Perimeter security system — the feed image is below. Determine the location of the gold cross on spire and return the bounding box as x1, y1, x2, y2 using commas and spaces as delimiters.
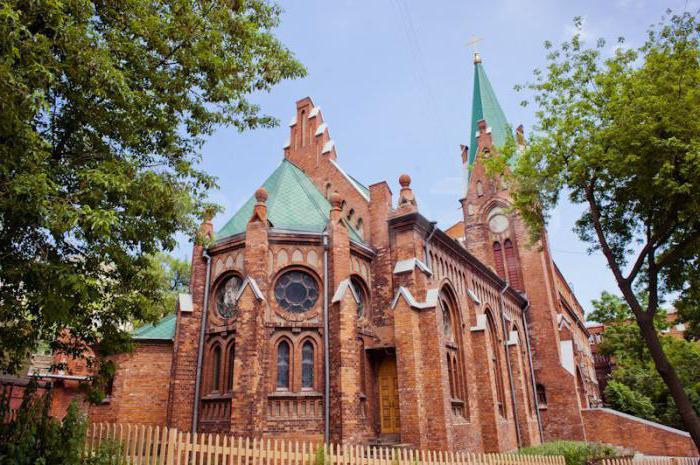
467, 35, 483, 64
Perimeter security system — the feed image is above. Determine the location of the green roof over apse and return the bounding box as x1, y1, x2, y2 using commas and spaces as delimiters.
132, 313, 176, 341
216, 159, 366, 243
468, 60, 510, 181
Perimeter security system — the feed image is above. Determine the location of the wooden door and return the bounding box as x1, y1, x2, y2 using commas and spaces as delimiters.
378, 356, 401, 434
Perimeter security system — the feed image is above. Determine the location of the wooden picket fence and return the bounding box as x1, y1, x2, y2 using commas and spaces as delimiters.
603, 459, 700, 465
84, 423, 565, 465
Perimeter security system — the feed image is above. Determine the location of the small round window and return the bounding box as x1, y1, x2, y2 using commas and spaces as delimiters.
274, 270, 319, 313
216, 275, 242, 318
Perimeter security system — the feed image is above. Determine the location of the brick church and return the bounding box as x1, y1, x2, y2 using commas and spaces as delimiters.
78, 53, 608, 452
28, 54, 682, 456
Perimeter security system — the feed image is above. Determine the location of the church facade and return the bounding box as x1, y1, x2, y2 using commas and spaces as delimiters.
87, 56, 605, 453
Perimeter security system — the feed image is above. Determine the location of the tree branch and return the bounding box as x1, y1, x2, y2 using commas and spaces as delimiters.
584, 180, 644, 315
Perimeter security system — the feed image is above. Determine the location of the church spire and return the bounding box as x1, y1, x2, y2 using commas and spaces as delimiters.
466, 55, 509, 188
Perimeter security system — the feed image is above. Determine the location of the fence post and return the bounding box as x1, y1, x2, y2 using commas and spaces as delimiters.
165, 427, 178, 465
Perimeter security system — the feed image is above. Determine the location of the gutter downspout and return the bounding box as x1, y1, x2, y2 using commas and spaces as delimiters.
521, 302, 545, 441
192, 249, 212, 432
322, 230, 330, 444
423, 221, 437, 269
499, 284, 522, 447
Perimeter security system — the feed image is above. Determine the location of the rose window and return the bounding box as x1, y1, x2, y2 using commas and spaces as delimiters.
274, 270, 319, 313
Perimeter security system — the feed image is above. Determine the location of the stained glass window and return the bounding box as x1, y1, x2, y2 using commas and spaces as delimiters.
216, 275, 242, 318
274, 270, 319, 313
212, 346, 221, 392
277, 341, 290, 389
351, 276, 367, 319
301, 341, 314, 389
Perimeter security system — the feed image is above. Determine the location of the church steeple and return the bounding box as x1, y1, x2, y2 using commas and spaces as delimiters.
466, 55, 509, 187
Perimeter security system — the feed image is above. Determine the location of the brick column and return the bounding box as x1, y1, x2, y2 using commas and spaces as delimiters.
327, 192, 362, 443
369, 182, 394, 326
230, 188, 270, 436
167, 218, 213, 431
390, 175, 450, 449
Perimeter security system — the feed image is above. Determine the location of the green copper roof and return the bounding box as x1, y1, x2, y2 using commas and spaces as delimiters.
217, 159, 365, 243
347, 173, 370, 198
132, 313, 176, 341
468, 61, 510, 180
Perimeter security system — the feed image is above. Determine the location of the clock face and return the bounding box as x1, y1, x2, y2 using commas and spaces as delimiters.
488, 213, 509, 234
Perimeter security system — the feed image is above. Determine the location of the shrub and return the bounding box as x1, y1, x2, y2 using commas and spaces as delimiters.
518, 441, 618, 465
0, 381, 91, 465
84, 440, 125, 465
604, 380, 658, 422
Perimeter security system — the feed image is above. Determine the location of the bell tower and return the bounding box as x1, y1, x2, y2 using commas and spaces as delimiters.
461, 54, 587, 442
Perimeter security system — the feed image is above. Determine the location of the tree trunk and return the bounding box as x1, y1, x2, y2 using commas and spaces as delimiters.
636, 314, 700, 452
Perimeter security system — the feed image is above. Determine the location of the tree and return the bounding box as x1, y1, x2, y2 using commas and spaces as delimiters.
0, 0, 305, 373
589, 291, 700, 429
142, 253, 191, 325
491, 11, 700, 447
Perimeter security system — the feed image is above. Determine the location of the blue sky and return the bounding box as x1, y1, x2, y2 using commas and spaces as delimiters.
175, 0, 696, 315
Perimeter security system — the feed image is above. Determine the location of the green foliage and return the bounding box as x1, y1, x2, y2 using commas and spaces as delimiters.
604, 380, 657, 421
154, 253, 191, 319
0, 382, 87, 465
674, 272, 700, 341
589, 290, 700, 430
605, 335, 700, 430
83, 440, 124, 465
589, 292, 669, 361
0, 0, 305, 374
518, 441, 618, 465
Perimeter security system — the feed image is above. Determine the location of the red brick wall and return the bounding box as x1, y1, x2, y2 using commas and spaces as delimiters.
90, 343, 173, 425
463, 125, 588, 443
582, 408, 698, 457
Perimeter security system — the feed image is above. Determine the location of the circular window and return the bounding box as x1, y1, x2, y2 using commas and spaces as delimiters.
274, 270, 319, 313
216, 275, 242, 318
488, 208, 510, 234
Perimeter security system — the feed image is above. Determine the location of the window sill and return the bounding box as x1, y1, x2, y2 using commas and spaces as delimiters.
268, 391, 322, 399
202, 392, 233, 401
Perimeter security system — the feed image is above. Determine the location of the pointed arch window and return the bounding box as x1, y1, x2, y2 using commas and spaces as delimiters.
440, 289, 468, 417
537, 384, 547, 405
301, 341, 315, 389
493, 241, 506, 279
211, 346, 222, 392
351, 276, 369, 319
504, 239, 523, 290
439, 296, 453, 341
301, 110, 307, 146
226, 343, 235, 392
487, 311, 507, 417
277, 341, 290, 390
476, 180, 484, 197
